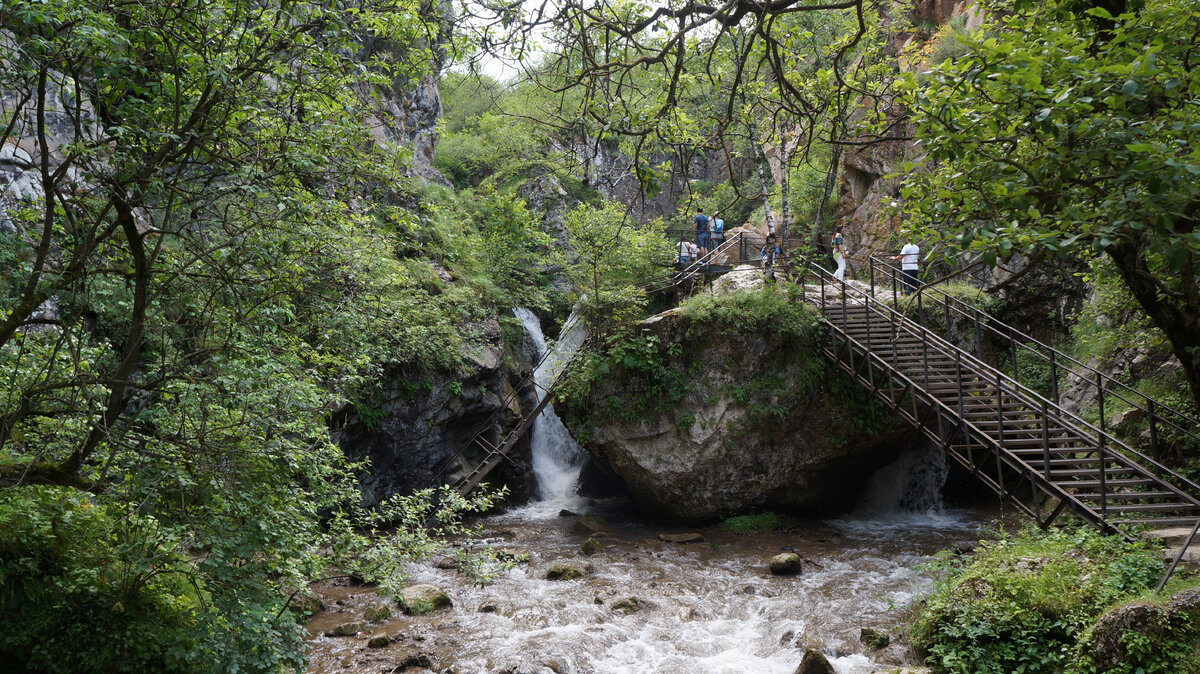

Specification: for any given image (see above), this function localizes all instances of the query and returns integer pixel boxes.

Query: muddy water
[305,496,994,674]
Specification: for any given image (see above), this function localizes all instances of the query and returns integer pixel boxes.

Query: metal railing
[806,260,1200,588]
[856,255,1200,464]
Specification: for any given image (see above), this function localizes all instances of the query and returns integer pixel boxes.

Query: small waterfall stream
[513,307,589,505]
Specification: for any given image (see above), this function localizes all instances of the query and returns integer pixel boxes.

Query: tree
[899,0,1200,414]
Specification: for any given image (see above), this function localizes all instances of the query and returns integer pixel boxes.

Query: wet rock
[572,514,610,535]
[611,597,645,614]
[367,634,390,648]
[659,533,704,544]
[496,549,529,564]
[860,627,890,650]
[365,603,391,622]
[770,552,803,575]
[593,596,604,605]
[393,653,434,671]
[434,556,458,569]
[545,563,584,580]
[324,621,364,637]
[794,648,836,674]
[398,584,452,615]
[559,509,576,517]
[478,601,498,613]
[581,538,603,555]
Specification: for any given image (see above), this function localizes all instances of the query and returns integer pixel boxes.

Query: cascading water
[513,307,589,503]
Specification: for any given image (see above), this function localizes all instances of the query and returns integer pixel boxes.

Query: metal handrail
[861,255,1200,460]
[805,261,1200,511]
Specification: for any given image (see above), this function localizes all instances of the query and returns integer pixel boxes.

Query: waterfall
[855,440,948,516]
[513,308,588,502]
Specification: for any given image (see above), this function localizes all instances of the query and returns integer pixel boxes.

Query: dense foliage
[901,0,1200,412]
[913,526,1200,674]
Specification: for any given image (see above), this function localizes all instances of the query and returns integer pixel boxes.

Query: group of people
[678,208,726,264]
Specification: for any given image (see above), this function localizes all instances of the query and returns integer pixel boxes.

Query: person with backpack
[711,212,725,250]
[831,225,847,281]
[694,208,710,256]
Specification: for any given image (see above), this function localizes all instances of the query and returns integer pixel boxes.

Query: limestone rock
[860,626,890,649]
[659,533,704,544]
[711,266,765,296]
[367,635,390,648]
[545,563,584,581]
[557,303,913,521]
[365,603,391,622]
[769,553,802,576]
[794,648,836,674]
[398,584,452,615]
[580,538,603,555]
[324,621,364,637]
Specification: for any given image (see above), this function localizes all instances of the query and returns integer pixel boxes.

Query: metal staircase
[804,258,1200,543]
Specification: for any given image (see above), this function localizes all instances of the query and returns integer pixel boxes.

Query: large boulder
[398,584,452,615]
[558,293,913,521]
[1086,588,1200,672]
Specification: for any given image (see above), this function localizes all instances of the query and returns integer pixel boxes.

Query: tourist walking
[832,225,847,281]
[711,212,725,249]
[694,208,710,256]
[891,238,920,293]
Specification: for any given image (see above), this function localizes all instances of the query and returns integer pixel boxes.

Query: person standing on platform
[891,238,920,293]
[832,225,847,281]
[694,208,710,257]
[711,212,725,250]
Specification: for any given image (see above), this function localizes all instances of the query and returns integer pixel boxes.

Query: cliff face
[557,292,917,522]
[332,318,540,505]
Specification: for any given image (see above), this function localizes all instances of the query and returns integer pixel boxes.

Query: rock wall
[557,299,917,522]
[332,318,540,505]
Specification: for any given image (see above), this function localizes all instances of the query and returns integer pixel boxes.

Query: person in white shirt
[831,225,847,281]
[891,240,920,293]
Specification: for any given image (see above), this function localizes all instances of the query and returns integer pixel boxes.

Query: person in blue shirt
[711,212,725,249]
[694,208,710,255]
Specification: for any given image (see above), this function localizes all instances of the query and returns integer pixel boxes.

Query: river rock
[545,563,584,580]
[860,627,890,649]
[572,514,610,535]
[611,597,645,614]
[324,621,364,637]
[556,301,913,521]
[769,553,803,575]
[659,533,704,544]
[434,556,457,569]
[367,634,390,648]
[581,538,603,555]
[398,584,452,614]
[365,603,391,622]
[794,648,836,674]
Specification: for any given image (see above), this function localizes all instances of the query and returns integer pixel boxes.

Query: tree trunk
[748,119,776,271]
[1108,238,1200,419]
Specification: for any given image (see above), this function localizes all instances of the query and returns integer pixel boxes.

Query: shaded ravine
[306,444,996,673]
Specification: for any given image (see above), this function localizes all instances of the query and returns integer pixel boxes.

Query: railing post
[1148,399,1160,460]
[945,292,952,339]
[996,369,1005,447]
[892,267,898,306]
[974,308,984,359]
[917,287,925,328]
[820,269,826,311]
[869,257,875,297]
[1050,350,1059,404]
[922,325,930,392]
[1010,331,1020,384]
[956,350,965,420]
[1097,372,1106,435]
[841,274,848,323]
[1041,399,1052,480]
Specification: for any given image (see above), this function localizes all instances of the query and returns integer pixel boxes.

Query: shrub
[721,512,784,532]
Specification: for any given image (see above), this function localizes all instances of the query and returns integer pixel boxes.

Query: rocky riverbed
[305,496,997,674]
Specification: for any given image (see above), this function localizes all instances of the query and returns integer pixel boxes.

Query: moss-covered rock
[397,584,452,615]
[545,563,584,580]
[769,553,802,576]
[860,627,890,650]
[557,285,911,521]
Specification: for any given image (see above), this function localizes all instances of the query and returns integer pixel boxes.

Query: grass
[720,512,784,532]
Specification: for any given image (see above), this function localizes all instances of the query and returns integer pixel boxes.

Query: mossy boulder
[611,597,645,614]
[324,621,364,637]
[365,603,391,622]
[860,627,890,650]
[793,648,835,674]
[580,538,603,555]
[397,584,452,615]
[659,533,704,544]
[367,635,390,648]
[769,553,802,575]
[545,563,584,580]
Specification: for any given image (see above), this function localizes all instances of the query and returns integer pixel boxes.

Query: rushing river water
[305,314,997,673]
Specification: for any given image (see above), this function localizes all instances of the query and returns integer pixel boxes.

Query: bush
[913,527,1164,674]
[721,512,784,532]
